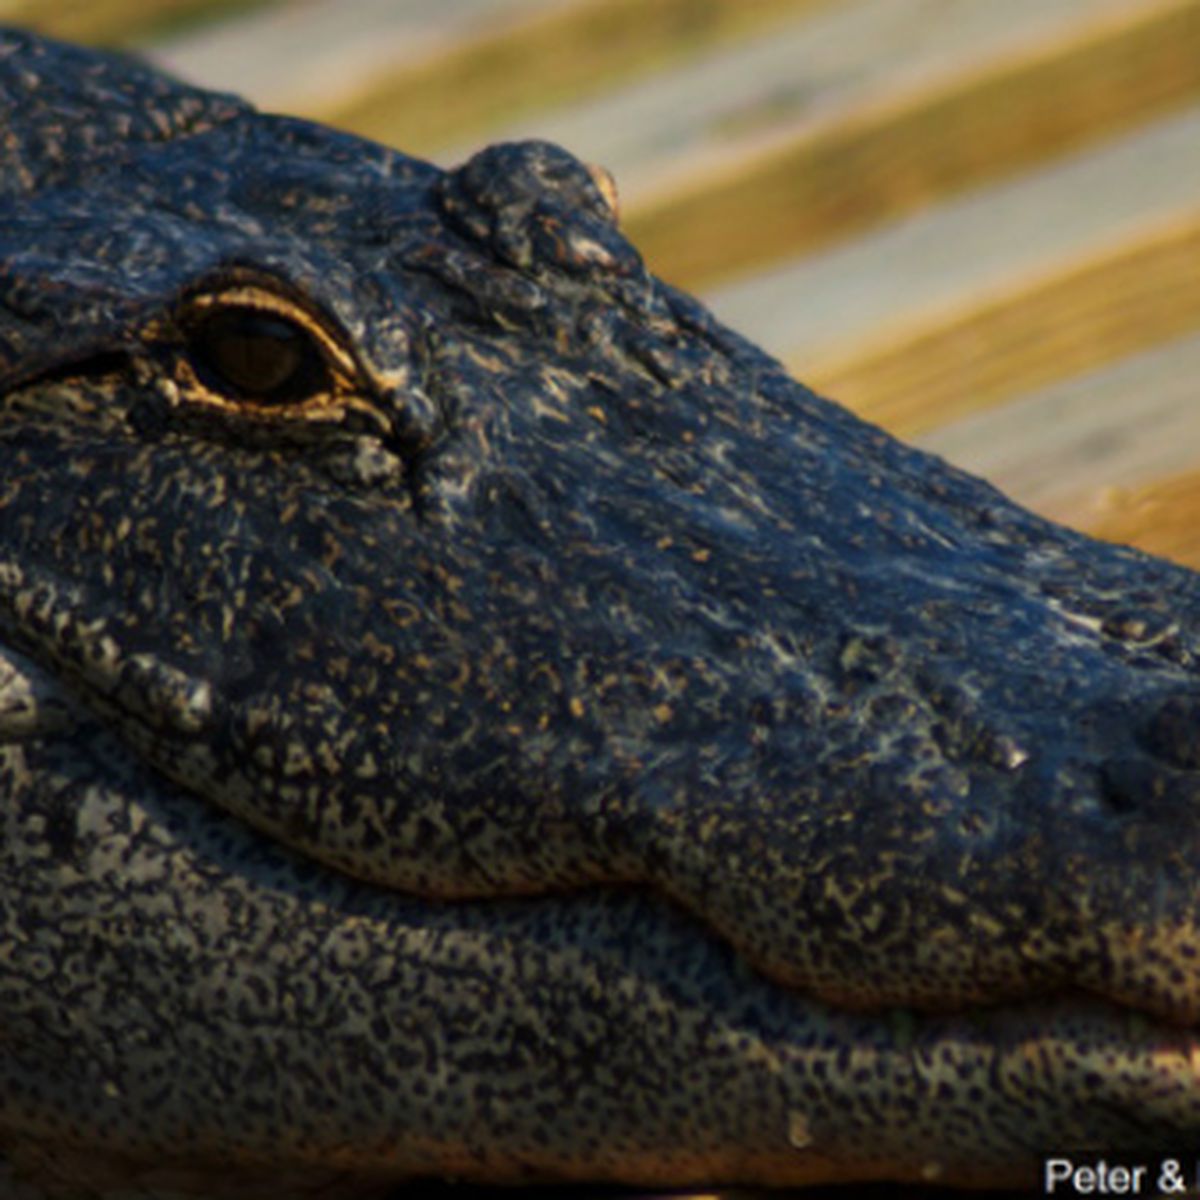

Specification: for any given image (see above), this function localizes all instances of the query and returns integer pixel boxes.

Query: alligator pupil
[189,308,328,402]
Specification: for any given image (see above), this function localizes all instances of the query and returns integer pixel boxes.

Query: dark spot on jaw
[1098,753,1200,821]
[42,796,79,863]
[1099,757,1164,816]
[1142,692,1200,770]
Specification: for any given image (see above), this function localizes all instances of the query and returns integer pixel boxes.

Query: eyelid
[139,272,393,438]
[177,284,358,384]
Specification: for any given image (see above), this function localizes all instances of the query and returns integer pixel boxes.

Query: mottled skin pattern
[2,26,1200,1199]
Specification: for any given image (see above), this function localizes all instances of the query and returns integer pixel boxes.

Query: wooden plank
[1086,467,1200,570]
[431,0,1121,201]
[0,0,281,45]
[706,101,1200,374]
[323,0,836,157]
[917,330,1200,529]
[807,208,1200,436]
[149,0,564,117]
[625,0,1200,290]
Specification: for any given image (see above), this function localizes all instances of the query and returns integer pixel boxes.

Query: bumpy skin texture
[3,26,1200,1198]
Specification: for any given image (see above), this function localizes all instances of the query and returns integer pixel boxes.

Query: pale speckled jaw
[3,24,1200,1199]
[4,689,1200,1198]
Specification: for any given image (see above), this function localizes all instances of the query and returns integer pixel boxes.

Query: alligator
[2,25,1200,1199]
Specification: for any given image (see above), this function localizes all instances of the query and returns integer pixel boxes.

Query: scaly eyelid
[173,280,360,388]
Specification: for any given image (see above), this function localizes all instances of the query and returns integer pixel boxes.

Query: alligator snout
[609,585,1200,1031]
[6,25,1200,1191]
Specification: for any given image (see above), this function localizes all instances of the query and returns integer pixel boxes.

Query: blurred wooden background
[9,0,1200,567]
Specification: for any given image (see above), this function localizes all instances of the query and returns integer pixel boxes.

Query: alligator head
[1,27,1199,1198]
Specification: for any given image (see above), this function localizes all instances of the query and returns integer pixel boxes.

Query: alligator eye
[187,307,331,403]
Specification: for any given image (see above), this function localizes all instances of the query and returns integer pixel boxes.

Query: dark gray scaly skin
[2,26,1200,1198]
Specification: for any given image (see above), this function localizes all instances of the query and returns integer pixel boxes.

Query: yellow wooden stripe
[1086,469,1200,569]
[626,0,1200,290]
[799,207,1200,437]
[328,0,834,156]
[2,0,278,45]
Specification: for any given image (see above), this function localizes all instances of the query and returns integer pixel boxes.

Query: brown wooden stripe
[800,208,1200,437]
[6,0,279,45]
[625,0,1200,290]
[328,0,834,157]
[1085,468,1200,569]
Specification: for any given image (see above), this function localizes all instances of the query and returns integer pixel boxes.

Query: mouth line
[5,630,1200,1178]
[7,741,1200,1191]
[344,862,1200,1051]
